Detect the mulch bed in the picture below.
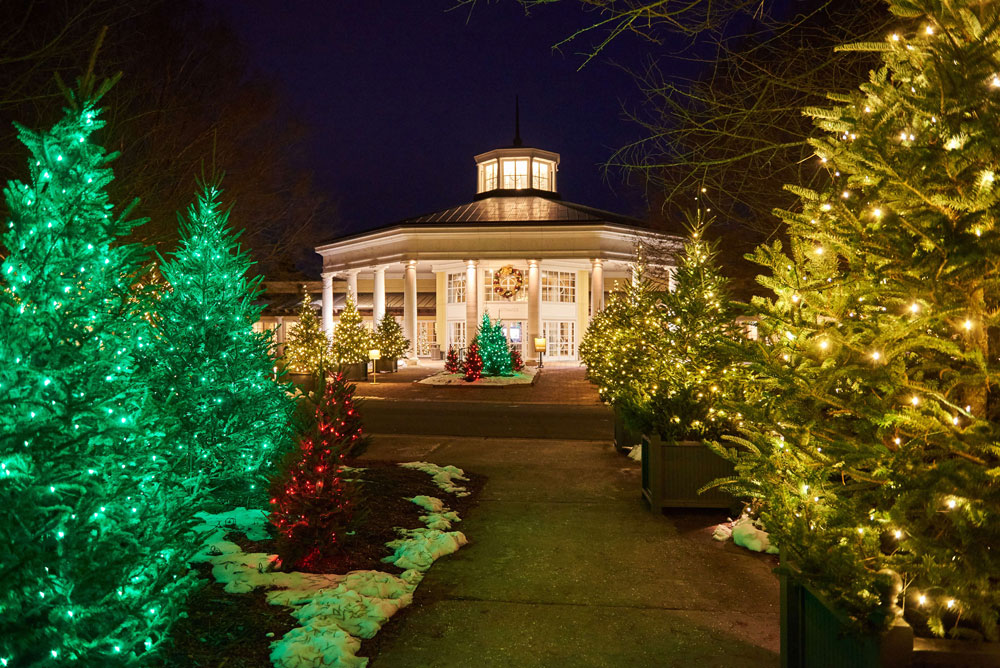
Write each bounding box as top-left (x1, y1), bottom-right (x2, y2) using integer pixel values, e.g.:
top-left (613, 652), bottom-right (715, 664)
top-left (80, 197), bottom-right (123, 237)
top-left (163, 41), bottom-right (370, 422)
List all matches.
top-left (150, 461), bottom-right (485, 667)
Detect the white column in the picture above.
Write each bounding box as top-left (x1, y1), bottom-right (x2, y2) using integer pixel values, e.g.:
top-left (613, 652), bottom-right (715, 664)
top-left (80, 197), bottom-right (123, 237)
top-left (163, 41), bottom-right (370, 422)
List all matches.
top-left (465, 259), bottom-right (479, 344)
top-left (321, 272), bottom-right (334, 338)
top-left (346, 269), bottom-right (359, 305)
top-left (527, 259), bottom-right (540, 345)
top-left (373, 266), bottom-right (386, 324)
top-left (403, 260), bottom-right (418, 359)
top-left (591, 258), bottom-right (604, 317)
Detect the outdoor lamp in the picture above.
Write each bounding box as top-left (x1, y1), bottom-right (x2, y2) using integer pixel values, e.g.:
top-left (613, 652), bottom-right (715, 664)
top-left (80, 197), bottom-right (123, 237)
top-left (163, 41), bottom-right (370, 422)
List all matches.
top-left (533, 337), bottom-right (546, 369)
top-left (369, 349), bottom-right (381, 383)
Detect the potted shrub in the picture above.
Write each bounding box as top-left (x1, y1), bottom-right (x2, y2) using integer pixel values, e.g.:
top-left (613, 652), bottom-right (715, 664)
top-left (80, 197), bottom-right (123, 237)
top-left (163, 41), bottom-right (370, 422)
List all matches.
top-left (637, 213), bottom-right (751, 510)
top-left (718, 1), bottom-right (1000, 659)
top-left (332, 293), bottom-right (370, 381)
top-left (373, 315), bottom-right (409, 372)
top-left (282, 286), bottom-right (333, 388)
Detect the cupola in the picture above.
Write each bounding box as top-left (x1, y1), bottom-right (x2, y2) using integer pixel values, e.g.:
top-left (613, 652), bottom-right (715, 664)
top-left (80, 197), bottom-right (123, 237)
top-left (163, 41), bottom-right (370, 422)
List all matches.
top-left (473, 100), bottom-right (560, 199)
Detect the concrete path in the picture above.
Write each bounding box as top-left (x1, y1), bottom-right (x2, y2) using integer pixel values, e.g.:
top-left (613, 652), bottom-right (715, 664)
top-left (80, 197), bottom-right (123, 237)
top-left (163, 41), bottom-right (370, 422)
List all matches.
top-left (361, 432), bottom-right (780, 667)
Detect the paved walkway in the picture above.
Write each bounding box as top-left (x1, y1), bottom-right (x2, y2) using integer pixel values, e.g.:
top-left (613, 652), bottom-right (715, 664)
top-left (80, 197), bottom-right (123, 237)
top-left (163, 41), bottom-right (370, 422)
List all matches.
top-left (358, 368), bottom-right (779, 667)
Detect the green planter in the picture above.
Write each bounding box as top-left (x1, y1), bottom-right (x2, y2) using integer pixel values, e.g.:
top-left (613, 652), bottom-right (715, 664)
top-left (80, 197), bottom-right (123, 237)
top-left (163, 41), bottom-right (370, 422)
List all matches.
top-left (339, 362), bottom-right (368, 381)
top-left (285, 372), bottom-right (318, 394)
top-left (781, 571), bottom-right (1000, 668)
top-left (640, 433), bottom-right (734, 509)
top-left (375, 358), bottom-right (398, 373)
top-left (613, 405), bottom-right (641, 453)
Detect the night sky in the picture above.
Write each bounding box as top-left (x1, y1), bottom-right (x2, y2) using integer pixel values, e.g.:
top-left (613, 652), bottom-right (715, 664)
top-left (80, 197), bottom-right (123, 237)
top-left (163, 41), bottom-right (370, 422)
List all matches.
top-left (218, 2), bottom-right (663, 237)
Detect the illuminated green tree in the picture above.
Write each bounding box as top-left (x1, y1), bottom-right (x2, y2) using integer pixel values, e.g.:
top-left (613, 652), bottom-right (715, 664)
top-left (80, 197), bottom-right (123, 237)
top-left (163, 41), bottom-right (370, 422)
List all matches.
top-left (151, 181), bottom-right (293, 492)
top-left (0, 87), bottom-right (199, 665)
top-left (477, 313), bottom-right (513, 376)
top-left (331, 293), bottom-right (371, 366)
top-left (284, 287), bottom-right (332, 375)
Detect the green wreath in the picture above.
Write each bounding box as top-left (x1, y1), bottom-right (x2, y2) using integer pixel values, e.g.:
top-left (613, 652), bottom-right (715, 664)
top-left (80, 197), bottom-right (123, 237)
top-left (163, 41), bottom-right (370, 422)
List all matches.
top-left (492, 265), bottom-right (524, 299)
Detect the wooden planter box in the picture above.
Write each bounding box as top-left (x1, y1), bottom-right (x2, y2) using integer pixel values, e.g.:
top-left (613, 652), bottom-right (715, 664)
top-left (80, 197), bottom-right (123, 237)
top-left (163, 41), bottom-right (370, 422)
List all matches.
top-left (285, 372), bottom-right (318, 394)
top-left (640, 433), bottom-right (734, 509)
top-left (375, 358), bottom-right (398, 373)
top-left (339, 362), bottom-right (368, 381)
top-left (781, 572), bottom-right (1000, 668)
top-left (613, 405), bottom-right (642, 453)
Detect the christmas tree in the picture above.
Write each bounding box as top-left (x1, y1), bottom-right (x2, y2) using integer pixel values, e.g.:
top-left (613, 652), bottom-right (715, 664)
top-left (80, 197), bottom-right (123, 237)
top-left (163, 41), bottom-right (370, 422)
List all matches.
top-left (151, 181), bottom-right (293, 492)
top-left (462, 340), bottom-right (483, 382)
top-left (284, 286), bottom-right (332, 376)
top-left (635, 214), bottom-right (747, 442)
top-left (723, 0), bottom-right (1000, 638)
top-left (417, 326), bottom-right (430, 356)
top-left (0, 86), bottom-right (199, 664)
top-left (269, 373), bottom-right (366, 570)
top-left (510, 343), bottom-right (525, 372)
top-left (332, 292), bottom-right (371, 366)
top-left (477, 312), bottom-right (513, 376)
top-left (579, 259), bottom-right (660, 427)
top-left (444, 346), bottom-right (460, 373)
top-left (373, 315), bottom-right (409, 362)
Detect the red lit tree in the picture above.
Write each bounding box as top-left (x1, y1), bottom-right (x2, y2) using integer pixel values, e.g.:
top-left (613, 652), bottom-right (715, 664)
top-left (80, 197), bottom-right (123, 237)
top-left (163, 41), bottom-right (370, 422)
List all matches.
top-left (463, 340), bottom-right (483, 382)
top-left (510, 344), bottom-right (524, 372)
top-left (444, 346), bottom-right (460, 373)
top-left (268, 373), bottom-right (367, 570)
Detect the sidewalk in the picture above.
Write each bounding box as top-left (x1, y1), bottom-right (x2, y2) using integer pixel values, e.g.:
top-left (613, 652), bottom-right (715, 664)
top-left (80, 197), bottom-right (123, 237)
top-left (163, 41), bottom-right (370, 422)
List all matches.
top-left (360, 431), bottom-right (780, 667)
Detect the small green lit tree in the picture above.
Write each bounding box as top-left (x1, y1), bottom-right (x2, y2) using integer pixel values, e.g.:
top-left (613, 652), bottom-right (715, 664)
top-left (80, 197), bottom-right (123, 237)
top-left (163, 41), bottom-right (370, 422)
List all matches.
top-left (373, 315), bottom-right (409, 361)
top-left (0, 86), bottom-right (199, 665)
top-left (332, 293), bottom-right (371, 366)
top-left (151, 181), bottom-right (294, 493)
top-left (477, 313), bottom-right (513, 376)
top-left (284, 287), bottom-right (332, 375)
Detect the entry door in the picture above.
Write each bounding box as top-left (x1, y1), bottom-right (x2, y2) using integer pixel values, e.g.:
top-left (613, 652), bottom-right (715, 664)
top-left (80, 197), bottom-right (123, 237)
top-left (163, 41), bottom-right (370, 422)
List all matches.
top-left (542, 321), bottom-right (576, 359)
top-left (502, 320), bottom-right (524, 357)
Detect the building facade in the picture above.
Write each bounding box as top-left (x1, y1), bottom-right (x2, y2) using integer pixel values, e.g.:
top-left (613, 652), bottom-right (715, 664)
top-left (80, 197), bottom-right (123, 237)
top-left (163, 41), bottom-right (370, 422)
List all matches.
top-left (296, 140), bottom-right (680, 361)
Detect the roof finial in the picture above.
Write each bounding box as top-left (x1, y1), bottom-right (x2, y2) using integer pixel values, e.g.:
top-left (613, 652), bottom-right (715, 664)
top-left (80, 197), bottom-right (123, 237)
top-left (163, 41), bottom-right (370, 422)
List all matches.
top-left (513, 95), bottom-right (522, 147)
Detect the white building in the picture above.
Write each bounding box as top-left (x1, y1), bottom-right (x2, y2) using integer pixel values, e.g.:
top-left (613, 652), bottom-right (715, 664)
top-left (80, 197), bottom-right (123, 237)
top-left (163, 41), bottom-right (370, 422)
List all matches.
top-left (306, 136), bottom-right (679, 361)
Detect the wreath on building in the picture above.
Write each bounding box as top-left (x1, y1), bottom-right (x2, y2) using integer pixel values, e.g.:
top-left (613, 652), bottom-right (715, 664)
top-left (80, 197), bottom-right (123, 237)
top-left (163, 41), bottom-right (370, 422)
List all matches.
top-left (492, 265), bottom-right (524, 299)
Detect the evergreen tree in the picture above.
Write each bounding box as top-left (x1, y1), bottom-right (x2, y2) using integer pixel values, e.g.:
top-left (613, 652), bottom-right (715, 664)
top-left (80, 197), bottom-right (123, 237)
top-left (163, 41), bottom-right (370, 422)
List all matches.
top-left (444, 346), bottom-right (460, 373)
top-left (634, 214), bottom-right (747, 442)
top-left (725, 0), bottom-right (1000, 638)
top-left (510, 343), bottom-right (525, 371)
top-left (332, 292), bottom-right (371, 366)
top-left (373, 315), bottom-right (409, 361)
top-left (284, 286), bottom-right (332, 375)
top-left (0, 88), bottom-right (199, 664)
top-left (463, 340), bottom-right (483, 382)
top-left (151, 182), bottom-right (293, 493)
top-left (579, 259), bottom-right (660, 426)
top-left (269, 373), bottom-right (366, 570)
top-left (477, 313), bottom-right (514, 376)
top-left (417, 326), bottom-right (430, 356)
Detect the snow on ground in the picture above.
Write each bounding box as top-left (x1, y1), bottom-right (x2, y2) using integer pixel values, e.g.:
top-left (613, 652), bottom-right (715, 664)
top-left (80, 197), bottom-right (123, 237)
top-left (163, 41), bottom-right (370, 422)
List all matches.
top-left (712, 516), bottom-right (778, 554)
top-left (417, 366), bottom-right (537, 386)
top-left (190, 464), bottom-right (470, 668)
top-left (398, 461), bottom-right (470, 497)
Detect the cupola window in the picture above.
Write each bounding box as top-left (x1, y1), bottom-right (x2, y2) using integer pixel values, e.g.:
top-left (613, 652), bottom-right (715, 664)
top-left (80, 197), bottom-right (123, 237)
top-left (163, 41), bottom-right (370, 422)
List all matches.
top-left (501, 159), bottom-right (529, 189)
top-left (532, 160), bottom-right (551, 190)
top-left (481, 161), bottom-right (497, 192)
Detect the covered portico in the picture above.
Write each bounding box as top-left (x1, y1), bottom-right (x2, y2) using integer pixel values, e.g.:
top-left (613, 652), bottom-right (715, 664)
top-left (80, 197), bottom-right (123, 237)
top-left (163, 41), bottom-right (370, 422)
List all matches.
top-left (316, 217), bottom-right (673, 361)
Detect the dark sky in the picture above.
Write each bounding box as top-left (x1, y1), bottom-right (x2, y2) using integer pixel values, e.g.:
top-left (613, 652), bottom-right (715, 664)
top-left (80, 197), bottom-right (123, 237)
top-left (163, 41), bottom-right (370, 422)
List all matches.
top-left (218, 1), bottom-right (661, 236)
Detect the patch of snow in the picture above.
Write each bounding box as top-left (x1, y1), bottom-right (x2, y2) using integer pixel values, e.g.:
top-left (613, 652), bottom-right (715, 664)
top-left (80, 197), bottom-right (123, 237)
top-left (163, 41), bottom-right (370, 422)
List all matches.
top-left (382, 527), bottom-right (468, 571)
top-left (191, 468), bottom-right (470, 668)
top-left (398, 461), bottom-right (470, 497)
top-left (713, 516), bottom-right (778, 554)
